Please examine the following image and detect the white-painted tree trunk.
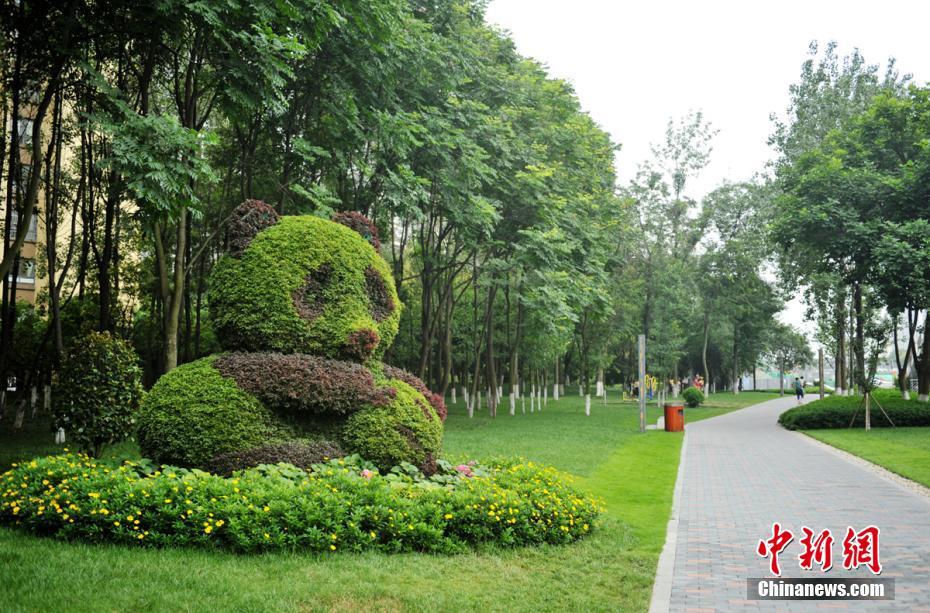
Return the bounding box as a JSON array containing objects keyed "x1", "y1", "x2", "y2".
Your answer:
[
  {"x1": 585, "y1": 394, "x2": 591, "y2": 416},
  {"x1": 30, "y1": 386, "x2": 38, "y2": 418},
  {"x1": 521, "y1": 396, "x2": 526, "y2": 414},
  {"x1": 578, "y1": 385, "x2": 583, "y2": 397},
  {"x1": 477, "y1": 391, "x2": 482, "y2": 412},
  {"x1": 553, "y1": 383, "x2": 559, "y2": 401},
  {"x1": 509, "y1": 393, "x2": 515, "y2": 416},
  {"x1": 902, "y1": 390, "x2": 910, "y2": 400},
  {"x1": 14, "y1": 401, "x2": 25, "y2": 429},
  {"x1": 530, "y1": 392, "x2": 535, "y2": 413},
  {"x1": 452, "y1": 387, "x2": 457, "y2": 404},
  {"x1": 919, "y1": 393, "x2": 929, "y2": 403},
  {"x1": 544, "y1": 387, "x2": 548, "y2": 407},
  {"x1": 464, "y1": 388, "x2": 469, "y2": 408}
]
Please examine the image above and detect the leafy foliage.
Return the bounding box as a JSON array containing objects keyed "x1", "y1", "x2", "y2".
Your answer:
[
  {"x1": 779, "y1": 390, "x2": 930, "y2": 430},
  {"x1": 52, "y1": 332, "x2": 143, "y2": 457},
  {"x1": 0, "y1": 454, "x2": 602, "y2": 553},
  {"x1": 343, "y1": 379, "x2": 443, "y2": 473},
  {"x1": 227, "y1": 200, "x2": 280, "y2": 258},
  {"x1": 136, "y1": 357, "x2": 275, "y2": 467},
  {"x1": 214, "y1": 352, "x2": 394, "y2": 416},
  {"x1": 383, "y1": 365, "x2": 448, "y2": 421},
  {"x1": 332, "y1": 211, "x2": 381, "y2": 251},
  {"x1": 205, "y1": 440, "x2": 345, "y2": 476},
  {"x1": 681, "y1": 387, "x2": 705, "y2": 408}
]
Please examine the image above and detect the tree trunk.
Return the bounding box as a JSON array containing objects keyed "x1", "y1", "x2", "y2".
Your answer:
[
  {"x1": 163, "y1": 208, "x2": 188, "y2": 372},
  {"x1": 853, "y1": 283, "x2": 865, "y2": 392},
  {"x1": 701, "y1": 309, "x2": 710, "y2": 389},
  {"x1": 836, "y1": 292, "x2": 846, "y2": 396},
  {"x1": 918, "y1": 311, "x2": 930, "y2": 402}
]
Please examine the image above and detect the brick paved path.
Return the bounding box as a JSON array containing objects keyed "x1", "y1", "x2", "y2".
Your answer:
[{"x1": 658, "y1": 395, "x2": 930, "y2": 612}]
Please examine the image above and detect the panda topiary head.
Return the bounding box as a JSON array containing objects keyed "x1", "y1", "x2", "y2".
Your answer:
[{"x1": 209, "y1": 202, "x2": 401, "y2": 362}]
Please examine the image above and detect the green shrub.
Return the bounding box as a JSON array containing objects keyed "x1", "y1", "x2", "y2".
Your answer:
[
  {"x1": 136, "y1": 357, "x2": 276, "y2": 467},
  {"x1": 779, "y1": 390, "x2": 930, "y2": 430},
  {"x1": 682, "y1": 387, "x2": 704, "y2": 407},
  {"x1": 0, "y1": 453, "x2": 602, "y2": 553},
  {"x1": 52, "y1": 331, "x2": 143, "y2": 457},
  {"x1": 209, "y1": 214, "x2": 401, "y2": 361},
  {"x1": 343, "y1": 379, "x2": 442, "y2": 473}
]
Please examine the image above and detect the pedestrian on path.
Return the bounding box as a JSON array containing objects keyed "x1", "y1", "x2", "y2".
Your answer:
[{"x1": 793, "y1": 377, "x2": 804, "y2": 404}]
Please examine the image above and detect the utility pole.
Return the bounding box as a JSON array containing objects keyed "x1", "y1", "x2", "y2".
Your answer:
[
  {"x1": 818, "y1": 348, "x2": 825, "y2": 400},
  {"x1": 639, "y1": 334, "x2": 646, "y2": 432}
]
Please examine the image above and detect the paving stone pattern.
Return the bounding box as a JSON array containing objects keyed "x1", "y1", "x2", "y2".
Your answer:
[{"x1": 668, "y1": 396, "x2": 930, "y2": 612}]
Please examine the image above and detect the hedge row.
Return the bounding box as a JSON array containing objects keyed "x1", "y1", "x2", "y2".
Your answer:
[
  {"x1": 778, "y1": 390, "x2": 930, "y2": 430},
  {"x1": 0, "y1": 454, "x2": 602, "y2": 554}
]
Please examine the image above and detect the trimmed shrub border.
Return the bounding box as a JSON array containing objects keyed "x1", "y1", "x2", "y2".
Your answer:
[{"x1": 779, "y1": 390, "x2": 930, "y2": 430}]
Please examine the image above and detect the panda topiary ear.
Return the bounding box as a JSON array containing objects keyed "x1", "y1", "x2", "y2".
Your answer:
[
  {"x1": 332, "y1": 211, "x2": 381, "y2": 251},
  {"x1": 227, "y1": 200, "x2": 280, "y2": 257}
]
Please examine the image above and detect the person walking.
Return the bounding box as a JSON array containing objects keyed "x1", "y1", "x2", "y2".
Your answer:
[{"x1": 793, "y1": 377, "x2": 804, "y2": 405}]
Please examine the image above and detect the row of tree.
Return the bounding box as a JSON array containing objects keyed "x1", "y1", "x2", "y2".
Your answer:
[
  {"x1": 770, "y1": 42, "x2": 930, "y2": 401},
  {"x1": 2, "y1": 0, "x2": 822, "y2": 424}
]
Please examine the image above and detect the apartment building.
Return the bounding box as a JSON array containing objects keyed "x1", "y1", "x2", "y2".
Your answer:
[
  {"x1": 2, "y1": 110, "x2": 39, "y2": 304},
  {"x1": 2, "y1": 99, "x2": 76, "y2": 307}
]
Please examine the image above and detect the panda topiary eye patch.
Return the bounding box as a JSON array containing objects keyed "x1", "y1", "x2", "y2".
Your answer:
[
  {"x1": 293, "y1": 262, "x2": 333, "y2": 321},
  {"x1": 365, "y1": 266, "x2": 395, "y2": 322}
]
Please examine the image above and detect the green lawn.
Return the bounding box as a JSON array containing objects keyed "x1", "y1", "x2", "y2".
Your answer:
[
  {"x1": 0, "y1": 390, "x2": 771, "y2": 612},
  {"x1": 804, "y1": 427, "x2": 930, "y2": 488}
]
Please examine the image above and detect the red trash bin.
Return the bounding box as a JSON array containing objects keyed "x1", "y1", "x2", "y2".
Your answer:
[{"x1": 664, "y1": 403, "x2": 684, "y2": 432}]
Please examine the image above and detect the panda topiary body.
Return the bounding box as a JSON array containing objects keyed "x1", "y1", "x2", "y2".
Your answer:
[{"x1": 137, "y1": 203, "x2": 444, "y2": 473}]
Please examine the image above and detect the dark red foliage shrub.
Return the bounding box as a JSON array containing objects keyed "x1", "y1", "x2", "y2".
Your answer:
[
  {"x1": 228, "y1": 200, "x2": 280, "y2": 257},
  {"x1": 214, "y1": 352, "x2": 394, "y2": 416},
  {"x1": 342, "y1": 328, "x2": 379, "y2": 362},
  {"x1": 383, "y1": 365, "x2": 447, "y2": 422},
  {"x1": 332, "y1": 211, "x2": 381, "y2": 251},
  {"x1": 365, "y1": 266, "x2": 395, "y2": 322},
  {"x1": 205, "y1": 440, "x2": 345, "y2": 476},
  {"x1": 292, "y1": 263, "x2": 332, "y2": 321}
]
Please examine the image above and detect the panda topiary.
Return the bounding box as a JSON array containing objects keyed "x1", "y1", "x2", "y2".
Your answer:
[{"x1": 136, "y1": 201, "x2": 445, "y2": 473}]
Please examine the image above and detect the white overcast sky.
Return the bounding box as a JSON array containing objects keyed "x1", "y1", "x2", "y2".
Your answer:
[{"x1": 485, "y1": 0, "x2": 930, "y2": 340}]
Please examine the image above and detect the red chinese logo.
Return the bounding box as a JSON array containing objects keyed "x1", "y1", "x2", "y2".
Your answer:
[
  {"x1": 757, "y1": 522, "x2": 794, "y2": 576},
  {"x1": 798, "y1": 526, "x2": 834, "y2": 571},
  {"x1": 757, "y1": 524, "x2": 881, "y2": 575},
  {"x1": 842, "y1": 525, "x2": 882, "y2": 574}
]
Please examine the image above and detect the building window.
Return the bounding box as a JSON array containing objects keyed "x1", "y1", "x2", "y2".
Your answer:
[
  {"x1": 16, "y1": 118, "x2": 34, "y2": 145},
  {"x1": 9, "y1": 211, "x2": 38, "y2": 242},
  {"x1": 11, "y1": 164, "x2": 32, "y2": 199},
  {"x1": 9, "y1": 258, "x2": 36, "y2": 285}
]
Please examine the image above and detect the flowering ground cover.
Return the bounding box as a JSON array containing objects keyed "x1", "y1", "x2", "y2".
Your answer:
[
  {"x1": 0, "y1": 391, "x2": 767, "y2": 611},
  {"x1": 1, "y1": 454, "x2": 599, "y2": 553}
]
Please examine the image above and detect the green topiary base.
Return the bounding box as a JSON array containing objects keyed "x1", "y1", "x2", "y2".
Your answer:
[
  {"x1": 137, "y1": 354, "x2": 443, "y2": 473},
  {"x1": 136, "y1": 357, "x2": 276, "y2": 466},
  {"x1": 342, "y1": 379, "x2": 443, "y2": 473}
]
